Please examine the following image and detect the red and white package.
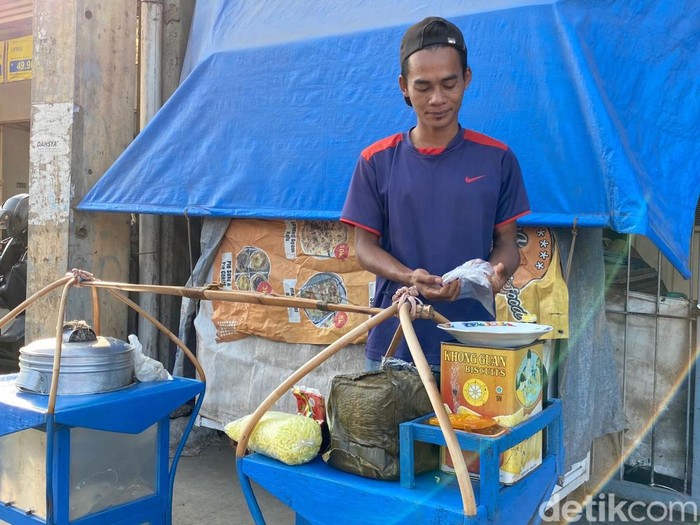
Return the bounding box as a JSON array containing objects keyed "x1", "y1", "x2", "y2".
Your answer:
[{"x1": 292, "y1": 385, "x2": 326, "y2": 424}]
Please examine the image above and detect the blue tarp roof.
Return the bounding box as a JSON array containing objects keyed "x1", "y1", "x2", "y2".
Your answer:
[{"x1": 78, "y1": 0, "x2": 700, "y2": 277}]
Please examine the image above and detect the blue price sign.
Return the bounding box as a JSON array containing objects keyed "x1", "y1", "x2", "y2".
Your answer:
[{"x1": 9, "y1": 59, "x2": 31, "y2": 73}]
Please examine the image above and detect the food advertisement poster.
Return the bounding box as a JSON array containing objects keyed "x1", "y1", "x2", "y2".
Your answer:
[
  {"x1": 6, "y1": 35, "x2": 32, "y2": 82},
  {"x1": 212, "y1": 219, "x2": 375, "y2": 344},
  {"x1": 495, "y1": 227, "x2": 569, "y2": 338}
]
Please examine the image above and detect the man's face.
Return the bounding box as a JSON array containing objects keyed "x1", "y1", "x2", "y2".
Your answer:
[{"x1": 399, "y1": 46, "x2": 471, "y2": 132}]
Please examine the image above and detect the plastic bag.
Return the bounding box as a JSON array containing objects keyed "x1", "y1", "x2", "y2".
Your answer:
[
  {"x1": 441, "y1": 258, "x2": 495, "y2": 316},
  {"x1": 380, "y1": 356, "x2": 419, "y2": 371},
  {"x1": 224, "y1": 411, "x2": 322, "y2": 465},
  {"x1": 128, "y1": 334, "x2": 172, "y2": 382}
]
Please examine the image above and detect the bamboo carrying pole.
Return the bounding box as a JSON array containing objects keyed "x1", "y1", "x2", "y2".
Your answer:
[
  {"x1": 398, "y1": 302, "x2": 477, "y2": 517},
  {"x1": 47, "y1": 277, "x2": 78, "y2": 415},
  {"x1": 3, "y1": 274, "x2": 443, "y2": 399},
  {"x1": 79, "y1": 280, "x2": 386, "y2": 317}
]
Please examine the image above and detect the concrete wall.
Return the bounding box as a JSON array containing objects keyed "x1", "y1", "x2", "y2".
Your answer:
[{"x1": 0, "y1": 79, "x2": 31, "y2": 205}]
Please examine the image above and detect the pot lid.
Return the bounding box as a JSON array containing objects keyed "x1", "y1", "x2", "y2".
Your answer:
[{"x1": 20, "y1": 320, "x2": 132, "y2": 357}]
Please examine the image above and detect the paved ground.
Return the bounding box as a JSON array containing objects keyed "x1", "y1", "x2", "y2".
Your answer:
[{"x1": 172, "y1": 440, "x2": 293, "y2": 525}]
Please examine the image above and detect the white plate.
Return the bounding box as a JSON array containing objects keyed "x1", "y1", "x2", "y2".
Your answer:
[{"x1": 438, "y1": 321, "x2": 553, "y2": 348}]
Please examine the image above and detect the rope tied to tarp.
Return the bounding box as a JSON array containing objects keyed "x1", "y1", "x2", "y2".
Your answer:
[{"x1": 564, "y1": 218, "x2": 579, "y2": 284}]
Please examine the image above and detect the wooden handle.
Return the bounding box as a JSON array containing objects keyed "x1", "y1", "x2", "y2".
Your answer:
[
  {"x1": 398, "y1": 302, "x2": 477, "y2": 517},
  {"x1": 79, "y1": 280, "x2": 441, "y2": 321},
  {"x1": 48, "y1": 277, "x2": 79, "y2": 415}
]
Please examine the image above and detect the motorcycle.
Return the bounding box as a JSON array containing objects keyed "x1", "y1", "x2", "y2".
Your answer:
[{"x1": 0, "y1": 193, "x2": 28, "y2": 370}]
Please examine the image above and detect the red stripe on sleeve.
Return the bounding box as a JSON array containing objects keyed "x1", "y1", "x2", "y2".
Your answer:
[
  {"x1": 495, "y1": 210, "x2": 531, "y2": 229},
  {"x1": 463, "y1": 129, "x2": 508, "y2": 151},
  {"x1": 361, "y1": 133, "x2": 403, "y2": 161},
  {"x1": 340, "y1": 217, "x2": 381, "y2": 237}
]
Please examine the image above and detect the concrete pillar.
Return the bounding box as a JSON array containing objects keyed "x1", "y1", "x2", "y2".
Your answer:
[
  {"x1": 137, "y1": 0, "x2": 163, "y2": 359},
  {"x1": 158, "y1": 0, "x2": 195, "y2": 368},
  {"x1": 162, "y1": 1, "x2": 194, "y2": 100},
  {"x1": 27, "y1": 2, "x2": 135, "y2": 341}
]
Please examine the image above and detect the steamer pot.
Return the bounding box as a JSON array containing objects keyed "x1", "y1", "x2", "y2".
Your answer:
[{"x1": 16, "y1": 321, "x2": 134, "y2": 395}]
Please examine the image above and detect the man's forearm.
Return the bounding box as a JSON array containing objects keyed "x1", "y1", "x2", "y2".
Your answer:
[
  {"x1": 488, "y1": 242, "x2": 520, "y2": 280},
  {"x1": 353, "y1": 226, "x2": 457, "y2": 300},
  {"x1": 356, "y1": 239, "x2": 413, "y2": 286}
]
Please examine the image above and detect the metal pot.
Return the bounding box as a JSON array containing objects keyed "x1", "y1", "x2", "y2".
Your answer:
[{"x1": 16, "y1": 321, "x2": 134, "y2": 395}]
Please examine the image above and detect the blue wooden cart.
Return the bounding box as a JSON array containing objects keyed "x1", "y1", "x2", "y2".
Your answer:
[
  {"x1": 233, "y1": 302, "x2": 564, "y2": 525},
  {"x1": 0, "y1": 272, "x2": 207, "y2": 525}
]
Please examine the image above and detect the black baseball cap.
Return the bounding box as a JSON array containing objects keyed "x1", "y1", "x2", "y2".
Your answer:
[{"x1": 400, "y1": 17, "x2": 468, "y2": 70}]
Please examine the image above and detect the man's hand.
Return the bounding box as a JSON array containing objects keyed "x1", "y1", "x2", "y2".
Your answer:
[
  {"x1": 489, "y1": 262, "x2": 509, "y2": 294},
  {"x1": 411, "y1": 268, "x2": 461, "y2": 301},
  {"x1": 353, "y1": 228, "x2": 462, "y2": 302}
]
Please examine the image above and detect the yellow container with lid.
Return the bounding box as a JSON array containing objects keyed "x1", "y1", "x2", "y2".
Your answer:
[{"x1": 439, "y1": 340, "x2": 544, "y2": 484}]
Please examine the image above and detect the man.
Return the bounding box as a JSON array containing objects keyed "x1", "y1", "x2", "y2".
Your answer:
[{"x1": 341, "y1": 16, "x2": 530, "y2": 368}]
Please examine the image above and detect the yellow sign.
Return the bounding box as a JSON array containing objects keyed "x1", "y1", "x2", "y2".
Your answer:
[
  {"x1": 0, "y1": 41, "x2": 4, "y2": 83},
  {"x1": 0, "y1": 41, "x2": 5, "y2": 83},
  {"x1": 7, "y1": 35, "x2": 32, "y2": 82}
]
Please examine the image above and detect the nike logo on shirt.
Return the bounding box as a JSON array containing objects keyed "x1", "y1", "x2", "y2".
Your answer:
[{"x1": 465, "y1": 175, "x2": 486, "y2": 183}]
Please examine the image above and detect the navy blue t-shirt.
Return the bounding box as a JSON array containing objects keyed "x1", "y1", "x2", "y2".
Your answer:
[{"x1": 341, "y1": 126, "x2": 530, "y2": 365}]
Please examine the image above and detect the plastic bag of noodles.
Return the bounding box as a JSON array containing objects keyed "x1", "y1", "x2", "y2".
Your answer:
[
  {"x1": 322, "y1": 361, "x2": 438, "y2": 480},
  {"x1": 225, "y1": 411, "x2": 322, "y2": 465}
]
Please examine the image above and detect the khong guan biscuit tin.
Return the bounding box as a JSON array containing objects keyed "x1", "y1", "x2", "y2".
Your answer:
[{"x1": 440, "y1": 340, "x2": 544, "y2": 484}]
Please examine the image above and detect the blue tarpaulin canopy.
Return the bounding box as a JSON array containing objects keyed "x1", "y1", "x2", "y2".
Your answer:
[{"x1": 78, "y1": 0, "x2": 700, "y2": 277}]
